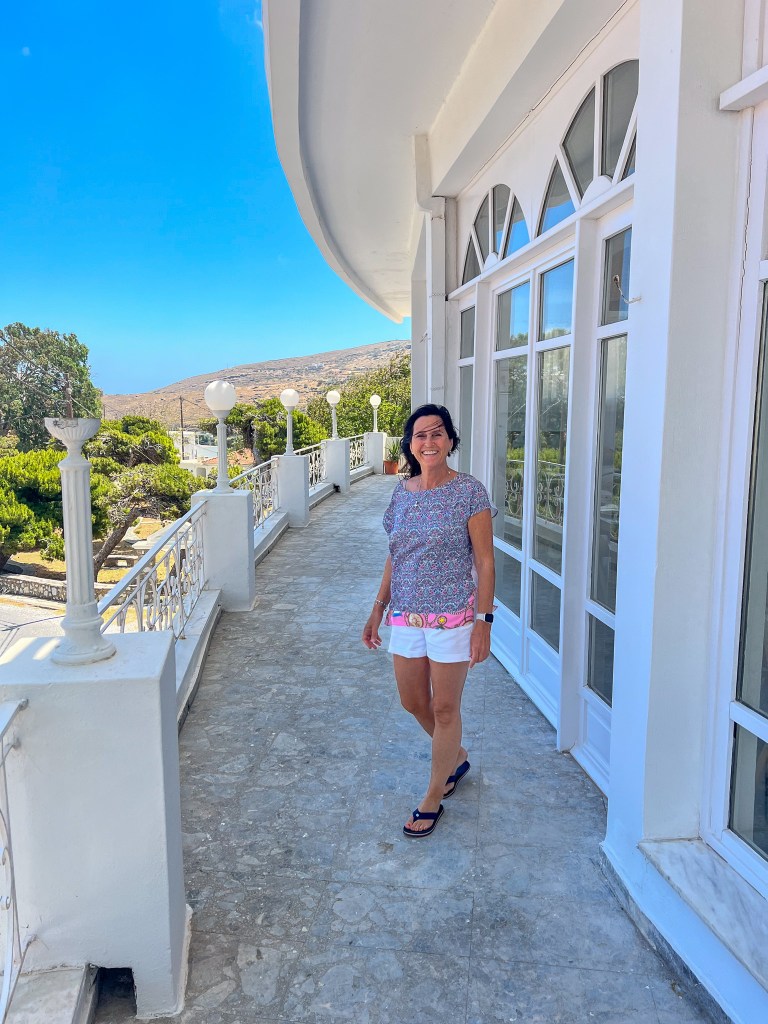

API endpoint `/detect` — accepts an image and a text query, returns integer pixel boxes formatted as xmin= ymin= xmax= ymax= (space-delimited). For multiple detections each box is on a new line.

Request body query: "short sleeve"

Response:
xmin=467 ymin=478 xmax=492 ymax=518
xmin=383 ymin=488 xmax=399 ymax=534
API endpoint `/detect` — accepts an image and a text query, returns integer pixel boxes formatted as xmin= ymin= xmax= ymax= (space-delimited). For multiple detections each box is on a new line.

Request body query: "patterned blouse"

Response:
xmin=383 ymin=473 xmax=492 ymax=628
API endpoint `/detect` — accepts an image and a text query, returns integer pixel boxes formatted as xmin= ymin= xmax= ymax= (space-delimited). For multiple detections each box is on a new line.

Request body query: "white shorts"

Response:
xmin=388 ymin=623 xmax=473 ymax=663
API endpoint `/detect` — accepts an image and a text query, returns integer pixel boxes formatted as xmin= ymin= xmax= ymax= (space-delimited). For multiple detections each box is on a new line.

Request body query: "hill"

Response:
xmin=102 ymin=339 xmax=410 ymax=427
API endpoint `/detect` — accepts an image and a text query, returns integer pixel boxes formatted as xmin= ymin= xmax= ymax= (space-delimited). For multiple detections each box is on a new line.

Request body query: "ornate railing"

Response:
xmin=98 ymin=505 xmax=206 ymax=638
xmin=231 ymin=460 xmax=278 ymax=528
xmin=294 ymin=442 xmax=327 ymax=488
xmin=503 ymin=459 xmax=565 ymax=524
xmin=0 ymin=699 xmax=32 ymax=1023
xmin=349 ymin=435 xmax=366 ymax=471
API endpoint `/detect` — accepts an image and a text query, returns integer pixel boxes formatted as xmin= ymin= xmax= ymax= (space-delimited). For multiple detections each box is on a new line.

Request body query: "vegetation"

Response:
xmin=0 ymin=323 xmax=102 ymax=450
xmin=198 ymin=398 xmax=325 ymax=463
xmin=306 ymin=353 xmax=411 ymax=438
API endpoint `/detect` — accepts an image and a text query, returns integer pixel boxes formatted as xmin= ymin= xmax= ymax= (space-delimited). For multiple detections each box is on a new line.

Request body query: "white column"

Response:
xmin=274 ymin=454 xmax=310 ymax=526
xmin=0 ymin=632 xmax=187 ymax=1017
xmin=192 ymin=489 xmax=256 ymax=610
xmin=426 ymin=206 xmax=447 ymax=406
xmin=44 ymin=418 xmax=115 ymax=666
xmin=214 ymin=415 xmax=231 ymax=492
xmin=324 ymin=438 xmax=351 ymax=493
xmin=364 ymin=431 xmax=386 ymax=474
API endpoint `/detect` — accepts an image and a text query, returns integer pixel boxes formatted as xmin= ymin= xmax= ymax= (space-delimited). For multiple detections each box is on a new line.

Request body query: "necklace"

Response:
xmin=411 ymin=469 xmax=454 ymax=503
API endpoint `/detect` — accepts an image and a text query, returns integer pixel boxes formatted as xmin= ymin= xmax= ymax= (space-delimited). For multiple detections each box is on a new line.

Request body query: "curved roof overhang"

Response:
xmin=263 ymin=0 xmax=628 ymax=321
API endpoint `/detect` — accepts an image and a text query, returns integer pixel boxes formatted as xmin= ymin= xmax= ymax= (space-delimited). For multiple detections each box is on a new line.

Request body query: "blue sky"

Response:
xmin=0 ymin=1 xmax=410 ymax=395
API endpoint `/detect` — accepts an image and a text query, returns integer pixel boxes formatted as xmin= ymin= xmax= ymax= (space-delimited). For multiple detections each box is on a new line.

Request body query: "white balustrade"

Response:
xmin=0 ymin=700 xmax=32 ymax=1024
xmin=98 ymin=505 xmax=206 ymax=637
xmin=231 ymin=460 xmax=279 ymax=527
xmin=294 ymin=442 xmax=327 ymax=489
xmin=349 ymin=435 xmax=367 ymax=471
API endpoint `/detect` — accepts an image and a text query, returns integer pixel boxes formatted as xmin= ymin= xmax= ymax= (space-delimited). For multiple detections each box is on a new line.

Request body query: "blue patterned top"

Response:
xmin=383 ymin=473 xmax=492 ymax=617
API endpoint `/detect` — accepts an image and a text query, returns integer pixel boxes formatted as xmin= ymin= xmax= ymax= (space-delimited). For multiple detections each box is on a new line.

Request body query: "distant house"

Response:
xmin=265 ymin=1 xmax=768 ymax=1020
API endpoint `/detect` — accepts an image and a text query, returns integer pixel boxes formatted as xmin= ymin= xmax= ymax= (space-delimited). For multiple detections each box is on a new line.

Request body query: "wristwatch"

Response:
xmin=476 ymin=613 xmax=494 ymax=623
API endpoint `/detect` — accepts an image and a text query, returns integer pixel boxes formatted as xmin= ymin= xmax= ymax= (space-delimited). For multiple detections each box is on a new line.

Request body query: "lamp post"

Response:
xmin=280 ymin=388 xmax=300 ymax=454
xmin=326 ymin=390 xmax=340 ymax=439
xmin=204 ymin=380 xmax=237 ymax=492
xmin=369 ymin=393 xmax=382 ymax=432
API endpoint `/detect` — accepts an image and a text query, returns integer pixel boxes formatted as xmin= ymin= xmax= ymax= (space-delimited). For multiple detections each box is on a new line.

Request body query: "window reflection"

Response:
xmin=460 ymin=307 xmax=475 ymax=359
xmin=504 ymin=198 xmax=530 ymax=258
xmin=591 ymin=335 xmax=626 ymax=611
xmin=493 ymin=185 xmax=511 ymax=254
xmin=496 ymin=282 xmax=530 ymax=351
xmin=602 ymin=229 xmax=632 ymax=325
xmin=587 ymin=614 xmax=615 ymax=706
xmin=531 ymin=572 xmax=561 ymax=651
xmin=602 ymin=61 xmax=639 ymax=178
xmin=539 ymin=163 xmax=575 ymax=235
xmin=540 ymin=260 xmax=574 ymax=341
xmin=730 ymin=726 xmax=768 ymax=860
xmin=493 ymin=356 xmax=527 ymax=549
xmin=458 ymin=364 xmax=474 ymax=474
xmin=474 ymin=194 xmax=490 ymax=263
xmin=494 ymin=547 xmax=522 ymax=617
xmin=462 ymin=241 xmax=480 ymax=285
xmin=534 ymin=347 xmax=570 ymax=574
xmin=563 ymin=89 xmax=595 ymax=198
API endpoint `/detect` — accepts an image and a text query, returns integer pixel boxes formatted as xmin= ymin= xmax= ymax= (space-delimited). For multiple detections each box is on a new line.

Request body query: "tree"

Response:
xmin=85 ymin=417 xmax=178 ymax=467
xmin=0 ymin=485 xmax=45 ymax=571
xmin=92 ymin=464 xmax=202 ymax=576
xmin=306 ymin=353 xmax=411 ymax=437
xmin=0 ymin=323 xmax=102 ymax=450
xmin=197 ymin=399 xmax=325 ymax=462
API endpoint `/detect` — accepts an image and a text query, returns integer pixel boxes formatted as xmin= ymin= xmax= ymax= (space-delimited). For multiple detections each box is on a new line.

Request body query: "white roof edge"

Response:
xmin=263 ymin=0 xmax=404 ymax=323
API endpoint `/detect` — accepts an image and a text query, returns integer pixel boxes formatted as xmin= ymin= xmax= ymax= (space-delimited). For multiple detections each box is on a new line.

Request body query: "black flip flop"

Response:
xmin=403 ymin=804 xmax=444 ymax=838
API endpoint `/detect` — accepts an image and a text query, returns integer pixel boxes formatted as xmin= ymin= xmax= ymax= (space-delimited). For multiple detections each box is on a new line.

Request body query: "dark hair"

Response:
xmin=400 ymin=404 xmax=460 ymax=477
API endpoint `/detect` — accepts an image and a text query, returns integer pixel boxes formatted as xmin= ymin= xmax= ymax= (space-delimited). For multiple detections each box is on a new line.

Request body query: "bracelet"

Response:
xmin=373 ymin=599 xmax=387 ymax=608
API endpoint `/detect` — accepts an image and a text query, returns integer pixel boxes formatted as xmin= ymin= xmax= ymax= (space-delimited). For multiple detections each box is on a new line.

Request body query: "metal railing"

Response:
xmin=294 ymin=442 xmax=327 ymax=488
xmin=98 ymin=504 xmax=207 ymax=638
xmin=0 ymin=700 xmax=32 ymax=1023
xmin=231 ymin=460 xmax=279 ymax=528
xmin=503 ymin=459 xmax=565 ymax=524
xmin=349 ymin=435 xmax=366 ymax=471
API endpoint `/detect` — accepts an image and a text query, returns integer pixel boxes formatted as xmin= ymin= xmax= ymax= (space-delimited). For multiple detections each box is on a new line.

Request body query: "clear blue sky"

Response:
xmin=0 ymin=1 xmax=410 ymax=395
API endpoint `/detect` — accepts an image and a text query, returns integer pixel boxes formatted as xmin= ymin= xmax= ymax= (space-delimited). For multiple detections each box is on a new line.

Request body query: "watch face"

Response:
xmin=479 ymin=613 xmax=494 ymax=623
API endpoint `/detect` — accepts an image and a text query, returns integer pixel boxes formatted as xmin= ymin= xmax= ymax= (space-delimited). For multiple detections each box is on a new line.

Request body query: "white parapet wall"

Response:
xmin=273 ymin=454 xmax=310 ymax=527
xmin=323 ymin=437 xmax=351 ymax=493
xmin=0 ymin=631 xmax=189 ymax=1019
xmin=364 ymin=431 xmax=386 ymax=474
xmin=192 ymin=488 xmax=256 ymax=611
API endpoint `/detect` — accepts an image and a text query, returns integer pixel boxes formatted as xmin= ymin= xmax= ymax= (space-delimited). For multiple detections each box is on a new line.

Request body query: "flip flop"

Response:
xmin=444 ymin=759 xmax=470 ymax=799
xmin=403 ymin=804 xmax=444 ymax=838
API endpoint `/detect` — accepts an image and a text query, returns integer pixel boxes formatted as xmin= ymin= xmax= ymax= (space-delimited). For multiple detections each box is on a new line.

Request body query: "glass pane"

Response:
xmin=539 ymin=260 xmax=574 ymax=340
xmin=534 ymin=347 xmax=570 ymax=573
xmin=458 ymin=364 xmax=474 ymax=474
xmin=494 ymin=547 xmax=522 ymax=617
xmin=504 ymin=198 xmax=530 ymax=257
xmin=621 ymin=134 xmax=636 ymax=179
xmin=474 ymin=194 xmax=490 ymax=263
xmin=730 ymin=725 xmax=768 ymax=862
xmin=591 ymin=336 xmax=627 ymax=612
xmin=462 ymin=240 xmax=481 ymax=284
xmin=602 ymin=60 xmax=639 ymax=178
xmin=738 ymin=289 xmax=768 ymax=719
xmin=493 ymin=356 xmax=527 ymax=549
xmin=587 ymin=615 xmax=615 ymax=706
xmin=531 ymin=572 xmax=561 ymax=651
xmin=460 ymin=307 xmax=475 ymax=359
xmin=563 ymin=89 xmax=595 ymax=198
xmin=496 ymin=281 xmax=530 ymax=351
xmin=538 ymin=162 xmax=575 ymax=235
xmin=493 ymin=185 xmax=511 ymax=253
xmin=602 ymin=229 xmax=632 ymax=325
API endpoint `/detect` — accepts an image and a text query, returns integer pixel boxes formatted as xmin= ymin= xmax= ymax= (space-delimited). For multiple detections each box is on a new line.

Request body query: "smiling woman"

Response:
xmin=362 ymin=403 xmax=495 ymax=838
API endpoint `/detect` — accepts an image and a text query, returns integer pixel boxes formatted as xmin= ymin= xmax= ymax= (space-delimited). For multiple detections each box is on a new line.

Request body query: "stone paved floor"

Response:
xmin=95 ymin=475 xmax=713 ymax=1024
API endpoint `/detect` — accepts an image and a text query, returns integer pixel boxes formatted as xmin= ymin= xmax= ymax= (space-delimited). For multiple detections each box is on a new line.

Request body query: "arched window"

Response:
xmin=462 ymin=186 xmax=530 ymax=285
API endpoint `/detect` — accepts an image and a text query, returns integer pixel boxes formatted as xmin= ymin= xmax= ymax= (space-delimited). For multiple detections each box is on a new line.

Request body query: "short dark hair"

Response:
xmin=400 ymin=404 xmax=461 ymax=477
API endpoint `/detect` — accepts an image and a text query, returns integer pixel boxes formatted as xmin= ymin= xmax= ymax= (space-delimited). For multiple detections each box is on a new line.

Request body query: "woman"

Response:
xmin=362 ymin=404 xmax=495 ymax=837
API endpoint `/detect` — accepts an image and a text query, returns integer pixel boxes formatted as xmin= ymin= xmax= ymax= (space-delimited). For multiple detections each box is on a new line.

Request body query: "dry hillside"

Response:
xmin=103 ymin=339 xmax=409 ymax=427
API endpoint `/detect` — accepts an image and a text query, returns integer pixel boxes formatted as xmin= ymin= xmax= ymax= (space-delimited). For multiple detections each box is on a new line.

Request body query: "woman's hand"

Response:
xmin=362 ymin=607 xmax=384 ymax=649
xmin=469 ymin=621 xmax=491 ymax=668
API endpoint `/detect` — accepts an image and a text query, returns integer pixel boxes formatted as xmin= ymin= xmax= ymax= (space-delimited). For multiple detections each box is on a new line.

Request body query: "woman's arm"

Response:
xmin=362 ymin=555 xmax=392 ymax=649
xmin=468 ymin=508 xmax=495 ymax=668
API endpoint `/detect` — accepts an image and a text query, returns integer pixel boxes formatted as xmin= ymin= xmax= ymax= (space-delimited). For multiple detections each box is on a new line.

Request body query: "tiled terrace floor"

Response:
xmin=96 ymin=474 xmax=712 ymax=1024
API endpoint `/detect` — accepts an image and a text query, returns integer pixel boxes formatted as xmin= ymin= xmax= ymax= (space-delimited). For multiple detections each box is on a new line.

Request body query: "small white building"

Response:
xmin=264 ymin=1 xmax=768 ymax=1020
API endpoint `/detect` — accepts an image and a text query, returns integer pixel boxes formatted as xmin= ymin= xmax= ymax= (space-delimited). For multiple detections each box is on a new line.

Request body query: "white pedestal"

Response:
xmin=192 ymin=488 xmax=256 ymax=611
xmin=273 ymin=454 xmax=310 ymax=527
xmin=0 ymin=632 xmax=188 ymax=1019
xmin=324 ymin=438 xmax=351 ymax=493
xmin=364 ymin=432 xmax=386 ymax=474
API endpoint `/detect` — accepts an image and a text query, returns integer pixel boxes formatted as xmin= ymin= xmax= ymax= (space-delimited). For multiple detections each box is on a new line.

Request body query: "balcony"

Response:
xmin=0 ymin=435 xmax=711 ymax=1023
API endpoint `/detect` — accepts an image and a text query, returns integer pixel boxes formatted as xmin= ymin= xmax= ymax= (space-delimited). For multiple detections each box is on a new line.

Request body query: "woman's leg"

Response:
xmin=392 ymin=654 xmax=433 ymax=735
xmin=405 ymin=658 xmax=469 ymax=832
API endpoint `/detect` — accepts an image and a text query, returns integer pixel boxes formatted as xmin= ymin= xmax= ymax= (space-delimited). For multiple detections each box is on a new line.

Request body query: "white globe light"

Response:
xmin=280 ymin=388 xmax=300 ymax=411
xmin=369 ymin=394 xmax=382 ymax=409
xmin=204 ymin=380 xmax=237 ymax=415
xmin=326 ymin=390 xmax=341 ymax=407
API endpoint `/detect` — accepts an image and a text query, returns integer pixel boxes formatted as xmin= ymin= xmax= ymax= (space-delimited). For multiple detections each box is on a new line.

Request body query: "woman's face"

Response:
xmin=410 ymin=415 xmax=453 ymax=470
